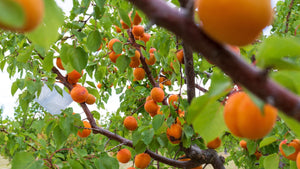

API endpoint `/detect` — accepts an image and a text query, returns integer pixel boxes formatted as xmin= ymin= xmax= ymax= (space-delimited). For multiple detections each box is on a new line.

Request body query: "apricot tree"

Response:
xmin=0 ymin=0 xmax=300 ymax=169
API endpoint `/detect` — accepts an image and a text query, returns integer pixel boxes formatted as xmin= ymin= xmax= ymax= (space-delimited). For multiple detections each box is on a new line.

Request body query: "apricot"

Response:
xmin=145 ymin=53 xmax=156 ymax=65
xmin=115 ymin=25 xmax=122 ymax=33
xmin=159 ymin=83 xmax=164 ymax=89
xmin=127 ymin=167 xmax=136 ymax=169
xmin=168 ymin=94 xmax=179 ymax=108
xmin=109 ymin=51 xmax=121 ymax=63
xmin=133 ymin=12 xmax=142 ymax=25
xmin=279 ymin=139 xmax=300 ymax=161
xmin=167 ymin=123 xmax=182 ymax=144
xmin=85 ymin=94 xmax=96 ymax=105
xmin=176 ymin=49 xmax=184 ymax=64
xmin=239 ymin=140 xmax=247 ymax=150
xmin=123 ymin=116 xmax=138 ymax=131
xmin=117 ymin=148 xmax=131 ymax=163
xmin=0 ymin=0 xmax=44 ymax=32
xmin=97 ymin=83 xmax=102 ymax=89
xmin=297 ymin=152 xmax=300 ymax=169
xmin=70 ymin=85 xmax=89 ymax=103
xmin=146 ymin=96 xmax=152 ymax=102
xmin=140 ymin=33 xmax=151 ymax=44
xmin=67 ymin=70 xmax=83 ymax=85
xmin=150 ymin=87 xmax=164 ymax=102
xmin=120 ymin=20 xmax=130 ymax=29
xmin=144 ymin=100 xmax=159 ymax=116
xmin=132 ymin=25 xmax=144 ymax=37
xmin=108 ymin=38 xmax=121 ymax=52
xmin=129 ymin=58 xmax=141 ymax=68
xmin=149 ymin=48 xmax=157 ymax=53
xmin=77 ymin=121 xmax=92 ymax=138
xmin=56 ymin=57 xmax=64 ymax=70
xmin=224 ymin=92 xmax=277 ymax=140
xmin=133 ymin=68 xmax=145 ymax=80
xmin=134 ymin=153 xmax=151 ymax=169
xmin=206 ymin=137 xmax=221 ymax=149
xmin=196 ymin=0 xmax=273 ymax=46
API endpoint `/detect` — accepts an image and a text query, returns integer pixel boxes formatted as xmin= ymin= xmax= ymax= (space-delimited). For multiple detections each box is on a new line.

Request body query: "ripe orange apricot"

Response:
xmin=134 ymin=153 xmax=151 ymax=169
xmin=207 ymin=137 xmax=221 ymax=149
xmin=167 ymin=123 xmax=182 ymax=144
xmin=239 ymin=140 xmax=247 ymax=150
xmin=150 ymin=87 xmax=165 ymax=102
xmin=159 ymin=83 xmax=164 ymax=89
xmin=109 ymin=51 xmax=121 ymax=63
xmin=56 ymin=57 xmax=64 ymax=70
xmin=117 ymin=149 xmax=131 ymax=163
xmin=67 ymin=70 xmax=83 ymax=85
xmin=168 ymin=94 xmax=179 ymax=108
xmin=176 ymin=49 xmax=184 ymax=64
xmin=115 ymin=25 xmax=122 ymax=33
xmin=140 ymin=33 xmax=151 ymax=44
xmin=149 ymin=48 xmax=157 ymax=53
xmin=132 ymin=25 xmax=144 ymax=37
xmin=133 ymin=12 xmax=142 ymax=25
xmin=279 ymin=139 xmax=300 ymax=161
xmin=124 ymin=116 xmax=138 ymax=131
xmin=297 ymin=152 xmax=300 ymax=169
xmin=77 ymin=121 xmax=92 ymax=138
xmin=85 ymin=94 xmax=96 ymax=105
xmin=108 ymin=38 xmax=121 ymax=51
xmin=97 ymin=83 xmax=102 ymax=89
xmin=146 ymin=96 xmax=152 ymax=102
xmin=0 ymin=0 xmax=44 ymax=32
xmin=121 ymin=20 xmax=130 ymax=29
xmin=224 ymin=92 xmax=277 ymax=140
xmin=132 ymin=50 xmax=141 ymax=60
xmin=127 ymin=167 xmax=136 ymax=169
xmin=196 ymin=0 xmax=273 ymax=46
xmin=144 ymin=100 xmax=159 ymax=116
xmin=145 ymin=53 xmax=156 ymax=65
xmin=133 ymin=68 xmax=145 ymax=80
xmin=129 ymin=58 xmax=141 ymax=68
xmin=70 ymin=85 xmax=89 ymax=103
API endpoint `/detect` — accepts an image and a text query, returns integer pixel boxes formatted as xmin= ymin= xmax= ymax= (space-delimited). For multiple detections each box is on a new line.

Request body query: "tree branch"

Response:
xmin=285 ymin=0 xmax=295 ymax=33
xmin=126 ymin=0 xmax=300 ymax=122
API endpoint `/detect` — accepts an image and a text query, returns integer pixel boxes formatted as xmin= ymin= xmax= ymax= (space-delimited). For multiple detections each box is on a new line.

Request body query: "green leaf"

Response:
xmin=95 ymin=66 xmax=106 ymax=82
xmin=69 ymin=47 xmax=88 ymax=73
xmin=118 ymin=8 xmax=131 ymax=29
xmin=187 ymin=94 xmax=226 ymax=142
xmin=152 ymin=115 xmax=165 ymax=131
xmin=208 ymin=72 xmax=231 ymax=97
xmin=17 ymin=46 xmax=33 ymax=63
xmin=113 ymin=42 xmax=122 ymax=54
xmin=282 ymin=144 xmax=296 ymax=156
xmin=0 ymin=0 xmax=24 ymax=28
xmin=91 ymin=110 xmax=100 ymax=120
xmin=11 ymin=81 xmax=18 ymax=96
xmin=116 ymin=55 xmax=130 ymax=73
xmin=12 ymin=152 xmax=43 ymax=169
xmin=259 ymin=136 xmax=277 ymax=148
xmin=86 ymin=30 xmax=102 ymax=52
xmin=271 ymin=71 xmax=300 ymax=95
xmin=142 ymin=128 xmax=154 ymax=145
xmin=247 ymin=140 xmax=256 ymax=155
xmin=69 ymin=159 xmax=84 ymax=169
xmin=53 ymin=126 xmax=68 ymax=148
xmin=94 ymin=154 xmax=119 ymax=169
xmin=43 ymin=51 xmax=54 ymax=72
xmin=183 ymin=124 xmax=194 ymax=138
xmin=263 ymin=153 xmax=279 ymax=169
xmin=279 ymin=111 xmax=300 ymax=137
xmin=256 ymin=36 xmax=300 ymax=70
xmin=26 ymin=0 xmax=64 ymax=49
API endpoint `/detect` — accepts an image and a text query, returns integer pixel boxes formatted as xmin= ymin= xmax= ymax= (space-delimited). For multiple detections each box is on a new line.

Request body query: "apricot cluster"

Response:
xmin=77 ymin=121 xmax=92 ymax=138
